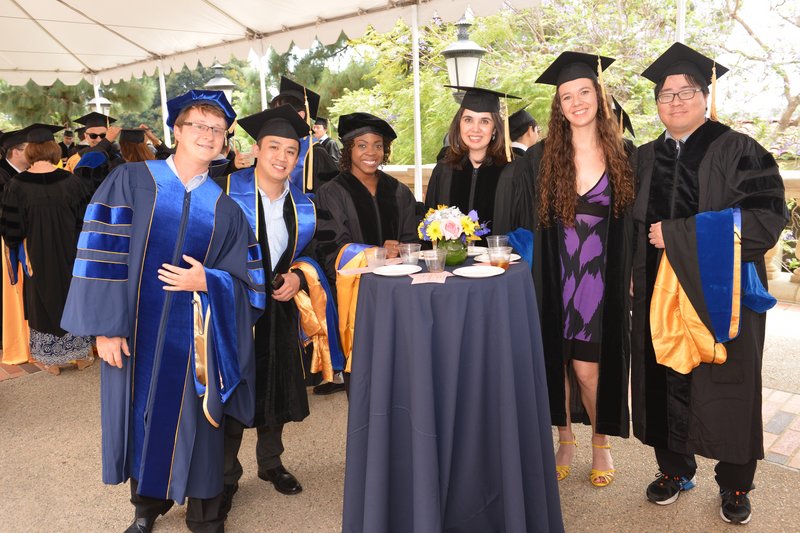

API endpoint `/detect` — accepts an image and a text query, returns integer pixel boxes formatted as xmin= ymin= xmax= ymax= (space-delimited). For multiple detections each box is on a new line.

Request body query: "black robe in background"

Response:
xmin=424 ymin=158 xmax=506 ymax=236
xmin=499 ymin=141 xmax=636 ymax=437
xmin=314 ymin=170 xmax=419 ymax=291
xmin=0 ymin=168 xmax=90 ymax=335
xmin=632 ymin=121 xmax=787 ymax=464
xmin=318 ymin=137 xmax=341 ymax=163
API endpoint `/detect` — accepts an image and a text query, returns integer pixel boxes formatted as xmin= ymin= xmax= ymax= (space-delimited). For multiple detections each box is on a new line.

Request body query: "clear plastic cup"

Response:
xmin=488 ymin=246 xmax=512 ymax=270
xmin=422 ymin=249 xmax=447 ymax=273
xmin=399 ymin=243 xmax=422 ymax=265
xmin=364 ymin=247 xmax=387 ymax=268
xmin=486 ymin=235 xmax=509 ymax=249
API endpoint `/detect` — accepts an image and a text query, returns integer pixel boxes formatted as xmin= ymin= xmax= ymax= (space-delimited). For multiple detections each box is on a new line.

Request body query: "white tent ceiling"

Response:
xmin=0 ymin=0 xmax=535 ymax=86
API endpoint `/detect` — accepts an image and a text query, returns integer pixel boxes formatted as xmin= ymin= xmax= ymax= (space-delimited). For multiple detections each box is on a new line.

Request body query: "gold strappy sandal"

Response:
xmin=555 ymin=438 xmax=577 ymax=481
xmin=589 ymin=442 xmax=615 ymax=487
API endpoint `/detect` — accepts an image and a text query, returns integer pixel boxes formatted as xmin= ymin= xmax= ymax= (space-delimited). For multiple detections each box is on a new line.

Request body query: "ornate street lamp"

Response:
xmin=442 ymin=14 xmax=486 ymax=100
xmin=87 ymin=94 xmax=112 ymax=115
xmin=204 ymin=62 xmax=236 ymax=104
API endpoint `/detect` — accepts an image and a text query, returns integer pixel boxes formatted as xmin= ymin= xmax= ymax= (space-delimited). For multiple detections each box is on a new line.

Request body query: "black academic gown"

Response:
xmin=72 ymin=139 xmax=123 ymax=193
xmin=314 ymin=170 xmax=419 ymax=290
xmin=0 ymin=169 xmax=91 ymax=335
xmin=502 ymin=141 xmax=635 ymax=437
xmin=252 ymin=193 xmax=312 ymax=427
xmin=424 ymin=158 xmax=507 ymax=237
xmin=319 ymin=137 xmax=341 ymax=162
xmin=631 ymin=121 xmax=788 ymax=464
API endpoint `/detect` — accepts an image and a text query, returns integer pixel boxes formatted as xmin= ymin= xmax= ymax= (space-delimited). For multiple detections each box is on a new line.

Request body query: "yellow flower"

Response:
xmin=417 ymin=221 xmax=425 ymax=240
xmin=427 ymin=220 xmax=443 ymax=241
xmin=460 ymin=215 xmax=477 ymax=235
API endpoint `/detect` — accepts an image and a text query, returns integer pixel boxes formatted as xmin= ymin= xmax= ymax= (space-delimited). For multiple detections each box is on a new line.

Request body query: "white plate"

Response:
xmin=474 ymin=253 xmax=521 ymax=263
xmin=467 ymin=246 xmax=488 ymax=256
xmin=373 ymin=264 xmax=422 ymax=276
xmin=453 ymin=265 xmax=505 ymax=278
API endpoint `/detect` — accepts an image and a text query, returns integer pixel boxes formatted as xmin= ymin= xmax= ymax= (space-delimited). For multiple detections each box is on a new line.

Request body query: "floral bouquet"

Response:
xmin=417 ymin=205 xmax=490 ymax=265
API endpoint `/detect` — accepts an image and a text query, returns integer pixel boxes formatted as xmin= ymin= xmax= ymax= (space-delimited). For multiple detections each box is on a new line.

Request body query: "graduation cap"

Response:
xmin=508 ymin=106 xmax=537 ymax=140
xmin=535 ymin=51 xmax=615 ymax=87
xmin=119 ymin=128 xmax=147 ymax=144
xmin=74 ymin=111 xmax=116 ymax=129
xmin=338 ymin=112 xmax=397 ymax=142
xmin=0 ymin=129 xmax=27 ymax=150
xmin=314 ymin=116 xmax=329 ymax=128
xmin=445 ymin=85 xmax=521 ymax=162
xmin=24 ymin=124 xmax=64 ymax=143
xmin=273 ymin=76 xmax=321 ymax=121
xmin=75 ymin=127 xmax=87 ymax=138
xmin=63 ymin=129 xmax=74 ymax=137
xmin=238 ymin=105 xmax=311 ymax=143
xmin=610 ymin=97 xmax=635 ymax=138
xmin=166 ymin=90 xmax=237 ymax=129
xmin=641 ymin=42 xmax=728 ymax=121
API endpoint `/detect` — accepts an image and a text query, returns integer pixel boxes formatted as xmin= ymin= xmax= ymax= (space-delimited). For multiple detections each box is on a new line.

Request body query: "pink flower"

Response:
xmin=442 ymin=218 xmax=463 ymax=240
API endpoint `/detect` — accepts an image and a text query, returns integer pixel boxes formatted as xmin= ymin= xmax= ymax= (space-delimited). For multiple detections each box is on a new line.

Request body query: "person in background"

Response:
xmin=58 ymin=129 xmax=75 ymax=161
xmin=313 ymin=117 xmax=341 ymax=163
xmin=65 ymin=112 xmax=120 ymax=172
xmin=508 ymin=106 xmax=539 ymax=158
xmin=632 ymin=42 xmax=787 ymax=525
xmin=0 ymin=129 xmax=30 ymax=182
xmin=424 ymin=86 xmax=518 ymax=239
xmin=0 ymin=124 xmax=93 ymax=375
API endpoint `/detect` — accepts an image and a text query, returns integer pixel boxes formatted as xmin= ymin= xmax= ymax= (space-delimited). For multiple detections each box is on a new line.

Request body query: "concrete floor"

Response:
xmin=1 ymin=304 xmax=799 ymax=532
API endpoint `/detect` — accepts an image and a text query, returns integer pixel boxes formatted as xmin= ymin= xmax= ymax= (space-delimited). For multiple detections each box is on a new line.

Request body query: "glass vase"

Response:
xmin=436 ymin=238 xmax=468 ymax=266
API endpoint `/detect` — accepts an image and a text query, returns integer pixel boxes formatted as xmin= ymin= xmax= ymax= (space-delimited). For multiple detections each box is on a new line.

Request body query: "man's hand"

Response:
xmin=105 ymin=126 xmax=122 ymax=143
xmin=234 ymin=150 xmax=253 ymax=169
xmin=383 ymin=240 xmax=400 ymax=259
xmin=158 ymin=255 xmax=207 ymax=292
xmin=273 ymin=271 xmax=301 ymax=302
xmin=649 ymin=222 xmax=664 ymax=249
xmin=96 ymin=335 xmax=130 ymax=368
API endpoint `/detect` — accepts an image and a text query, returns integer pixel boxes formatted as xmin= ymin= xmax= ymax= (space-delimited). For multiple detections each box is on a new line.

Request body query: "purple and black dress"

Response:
xmin=558 ymin=172 xmax=610 ymax=362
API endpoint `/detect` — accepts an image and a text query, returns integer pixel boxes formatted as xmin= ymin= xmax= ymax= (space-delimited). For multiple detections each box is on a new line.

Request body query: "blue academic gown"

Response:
xmin=61 ymin=160 xmax=266 ymax=503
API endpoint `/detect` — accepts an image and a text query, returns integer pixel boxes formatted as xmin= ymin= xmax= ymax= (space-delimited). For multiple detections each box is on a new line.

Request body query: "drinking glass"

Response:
xmin=422 ymin=249 xmax=447 ymax=273
xmin=399 ymin=243 xmax=422 ymax=265
xmin=486 ymin=235 xmax=509 ymax=249
xmin=365 ymin=247 xmax=387 ymax=268
xmin=488 ymin=246 xmax=512 ymax=270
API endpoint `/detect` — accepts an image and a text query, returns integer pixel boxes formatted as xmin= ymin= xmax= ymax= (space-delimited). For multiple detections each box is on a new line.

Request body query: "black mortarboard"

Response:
xmin=74 ymin=111 xmax=117 ymax=128
xmin=238 ymin=105 xmax=311 ymax=143
xmin=166 ymin=90 xmax=237 ymax=129
xmin=338 ymin=112 xmax=397 ymax=142
xmin=641 ymin=42 xmax=728 ymax=86
xmin=508 ymin=106 xmax=537 ymax=140
xmin=63 ymin=130 xmax=74 ymax=137
xmin=274 ymin=76 xmax=321 ymax=120
xmin=444 ymin=85 xmax=520 ymax=114
xmin=314 ymin=116 xmax=328 ymax=128
xmin=0 ymin=129 xmax=27 ymax=150
xmin=24 ymin=124 xmax=64 ymax=143
xmin=119 ymin=128 xmax=147 ymax=144
xmin=76 ymin=127 xmax=87 ymax=138
xmin=610 ymin=97 xmax=635 ymax=138
xmin=536 ymin=51 xmax=615 ymax=87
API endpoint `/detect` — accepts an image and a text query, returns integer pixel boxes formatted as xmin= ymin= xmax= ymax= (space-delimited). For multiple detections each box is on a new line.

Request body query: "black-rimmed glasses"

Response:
xmin=656 ymin=88 xmax=703 ymax=104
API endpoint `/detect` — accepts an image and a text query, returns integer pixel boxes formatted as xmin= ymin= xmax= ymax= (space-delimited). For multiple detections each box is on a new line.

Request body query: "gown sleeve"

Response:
xmin=313 ymin=180 xmax=354 ymax=288
xmin=61 ymin=164 xmax=136 ymax=338
xmin=396 ymin=182 xmax=421 ymax=243
xmin=0 ymin=179 xmax=25 ymax=249
xmin=492 ymin=157 xmax=537 ymax=235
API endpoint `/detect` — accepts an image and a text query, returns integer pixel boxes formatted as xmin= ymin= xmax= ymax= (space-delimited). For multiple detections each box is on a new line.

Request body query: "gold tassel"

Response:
xmin=502 ymin=98 xmax=512 ymax=162
xmin=710 ymin=62 xmax=718 ymax=122
xmin=619 ymin=110 xmax=624 ymax=135
xmin=304 ymin=88 xmax=314 ymax=192
xmin=597 ymin=56 xmax=612 ymax=124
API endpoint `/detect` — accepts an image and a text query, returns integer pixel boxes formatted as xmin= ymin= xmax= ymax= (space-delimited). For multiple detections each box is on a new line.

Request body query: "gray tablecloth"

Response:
xmin=342 ymin=261 xmax=563 ymax=533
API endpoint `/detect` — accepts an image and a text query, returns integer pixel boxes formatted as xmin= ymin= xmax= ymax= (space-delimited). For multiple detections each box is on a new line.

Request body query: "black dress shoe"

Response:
xmin=124 ymin=500 xmax=173 ymax=533
xmin=219 ymin=481 xmax=239 ymax=518
xmin=258 ymin=465 xmax=303 ymax=495
xmin=313 ymin=382 xmax=345 ymax=395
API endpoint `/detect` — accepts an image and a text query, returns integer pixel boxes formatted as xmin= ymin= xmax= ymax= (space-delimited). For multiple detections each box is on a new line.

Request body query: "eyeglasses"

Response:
xmin=87 ymin=132 xmax=107 ymax=140
xmin=656 ymin=88 xmax=703 ymax=104
xmin=182 ymin=122 xmax=227 ymax=137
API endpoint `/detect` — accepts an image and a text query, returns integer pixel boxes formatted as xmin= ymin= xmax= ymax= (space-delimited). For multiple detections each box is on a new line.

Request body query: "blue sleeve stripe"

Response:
xmin=248 ymin=267 xmax=265 ymax=286
xmin=247 ymin=243 xmax=262 ymax=263
xmin=85 ymin=203 xmax=133 ymax=226
xmin=248 ymin=288 xmax=267 ymax=310
xmin=77 ymin=231 xmax=130 ymax=254
xmin=73 ymin=258 xmax=128 ymax=281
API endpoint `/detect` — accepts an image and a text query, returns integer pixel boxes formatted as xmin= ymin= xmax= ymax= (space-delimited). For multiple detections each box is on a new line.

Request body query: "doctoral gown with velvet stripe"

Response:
xmin=631 ymin=121 xmax=788 ymax=464
xmin=61 ymin=161 xmax=265 ymax=503
xmin=313 ymin=170 xmax=419 ymax=290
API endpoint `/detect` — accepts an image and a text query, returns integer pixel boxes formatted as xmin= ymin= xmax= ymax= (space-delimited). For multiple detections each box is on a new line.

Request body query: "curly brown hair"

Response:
xmin=442 ymin=108 xmax=507 ymax=169
xmin=537 ymin=79 xmax=634 ymax=228
xmin=339 ymin=134 xmax=393 ymax=172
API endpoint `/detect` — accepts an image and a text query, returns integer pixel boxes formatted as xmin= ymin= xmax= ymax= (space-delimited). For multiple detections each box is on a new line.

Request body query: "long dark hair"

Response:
xmin=442 ymin=108 xmax=507 ymax=169
xmin=537 ymin=78 xmax=634 ymax=228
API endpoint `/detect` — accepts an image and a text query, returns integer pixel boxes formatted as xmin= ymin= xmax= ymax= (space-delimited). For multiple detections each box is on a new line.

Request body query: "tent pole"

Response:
xmin=259 ymin=52 xmax=268 ymax=111
xmin=158 ymin=61 xmax=172 ymax=147
xmin=676 ymin=0 xmax=686 ymax=43
xmin=93 ymin=76 xmax=102 ymax=112
xmin=411 ymin=4 xmax=423 ymax=201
